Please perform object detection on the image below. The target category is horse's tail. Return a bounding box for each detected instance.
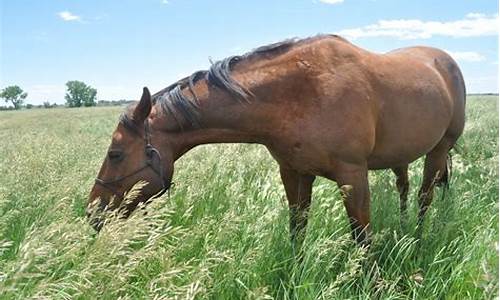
[438,153,452,188]
[438,149,455,200]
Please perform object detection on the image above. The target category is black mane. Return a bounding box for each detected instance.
[151,36,314,128]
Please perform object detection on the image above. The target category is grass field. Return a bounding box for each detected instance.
[0,95,497,299]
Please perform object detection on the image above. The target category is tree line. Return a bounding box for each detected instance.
[0,81,98,109]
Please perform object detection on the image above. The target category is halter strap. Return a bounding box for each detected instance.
[95,120,171,200]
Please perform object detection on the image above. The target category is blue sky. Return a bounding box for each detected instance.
[1,0,498,105]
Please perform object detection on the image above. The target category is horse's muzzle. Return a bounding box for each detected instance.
[86,199,108,232]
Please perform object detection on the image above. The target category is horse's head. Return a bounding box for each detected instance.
[87,87,174,230]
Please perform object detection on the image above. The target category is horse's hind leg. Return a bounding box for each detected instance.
[392,165,409,225]
[417,138,454,229]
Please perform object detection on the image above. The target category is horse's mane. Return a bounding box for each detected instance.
[149,35,331,128]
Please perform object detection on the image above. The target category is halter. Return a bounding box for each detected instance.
[95,120,171,201]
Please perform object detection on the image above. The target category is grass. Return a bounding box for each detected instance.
[0,95,497,299]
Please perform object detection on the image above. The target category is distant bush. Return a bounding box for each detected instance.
[65,80,97,107]
[97,99,135,107]
[0,85,27,109]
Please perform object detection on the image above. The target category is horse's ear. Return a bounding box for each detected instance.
[133,87,152,123]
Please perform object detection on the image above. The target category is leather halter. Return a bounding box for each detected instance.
[95,120,170,200]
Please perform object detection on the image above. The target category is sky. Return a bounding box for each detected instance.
[1,0,498,105]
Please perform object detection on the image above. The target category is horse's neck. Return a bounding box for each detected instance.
[163,79,269,158]
[158,59,297,159]
[179,127,260,151]
[169,120,263,160]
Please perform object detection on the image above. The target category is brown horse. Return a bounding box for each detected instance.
[87,35,465,245]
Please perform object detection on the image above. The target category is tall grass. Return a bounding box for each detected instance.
[0,96,497,299]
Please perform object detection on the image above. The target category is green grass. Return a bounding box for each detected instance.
[0,95,497,299]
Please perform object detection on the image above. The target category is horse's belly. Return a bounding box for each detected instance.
[367,134,444,169]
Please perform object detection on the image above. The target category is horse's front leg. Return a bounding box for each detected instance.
[333,161,371,246]
[279,165,316,253]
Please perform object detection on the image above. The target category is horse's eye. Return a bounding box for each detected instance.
[108,150,124,162]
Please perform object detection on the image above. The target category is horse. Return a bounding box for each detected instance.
[87,34,466,245]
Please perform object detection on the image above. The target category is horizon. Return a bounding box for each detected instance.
[1,0,499,105]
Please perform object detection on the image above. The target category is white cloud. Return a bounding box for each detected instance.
[444,50,486,62]
[338,13,499,40]
[161,0,169,4]
[318,0,344,4]
[57,11,81,22]
[466,12,486,19]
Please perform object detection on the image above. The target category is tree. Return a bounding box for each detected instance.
[0,85,28,109]
[65,81,97,107]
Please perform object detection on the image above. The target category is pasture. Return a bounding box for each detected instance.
[0,95,497,299]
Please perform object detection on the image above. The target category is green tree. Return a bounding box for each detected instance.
[65,81,97,107]
[0,85,28,109]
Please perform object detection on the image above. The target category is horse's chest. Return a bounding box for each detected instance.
[265,142,332,176]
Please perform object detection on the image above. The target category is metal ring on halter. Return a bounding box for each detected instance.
[95,120,171,200]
